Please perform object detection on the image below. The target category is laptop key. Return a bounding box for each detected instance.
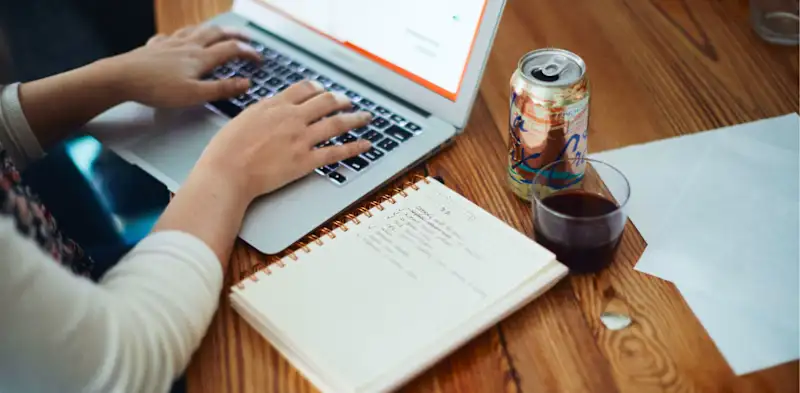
[209,100,242,117]
[316,75,332,86]
[406,122,422,132]
[265,77,283,88]
[361,130,383,142]
[375,106,392,116]
[377,138,400,151]
[275,54,292,64]
[329,83,346,92]
[241,63,258,73]
[249,40,265,51]
[342,156,369,171]
[237,98,256,108]
[371,117,390,129]
[335,132,357,144]
[254,87,272,97]
[301,68,317,78]
[261,48,278,58]
[315,139,334,148]
[328,171,347,184]
[390,114,405,123]
[345,103,362,113]
[363,148,384,161]
[253,70,270,80]
[345,90,360,99]
[214,65,232,75]
[286,73,304,83]
[316,166,332,175]
[261,59,278,69]
[273,66,291,76]
[287,61,303,70]
[359,98,375,108]
[352,126,370,135]
[385,125,414,142]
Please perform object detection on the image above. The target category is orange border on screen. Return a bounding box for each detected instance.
[253,1,488,102]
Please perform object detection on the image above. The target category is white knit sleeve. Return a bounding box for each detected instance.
[0,216,224,393]
[0,83,45,170]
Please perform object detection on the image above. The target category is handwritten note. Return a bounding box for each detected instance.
[359,202,488,299]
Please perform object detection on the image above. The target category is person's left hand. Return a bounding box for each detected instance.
[103,24,262,108]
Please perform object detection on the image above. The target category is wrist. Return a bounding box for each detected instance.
[186,160,254,209]
[85,56,134,104]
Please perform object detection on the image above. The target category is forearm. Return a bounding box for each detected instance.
[18,59,126,149]
[153,164,251,269]
[0,218,223,392]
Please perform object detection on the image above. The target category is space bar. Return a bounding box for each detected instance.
[208,100,242,118]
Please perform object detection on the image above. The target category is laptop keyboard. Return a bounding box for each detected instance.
[205,39,424,186]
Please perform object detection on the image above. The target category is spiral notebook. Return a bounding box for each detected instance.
[230,176,568,393]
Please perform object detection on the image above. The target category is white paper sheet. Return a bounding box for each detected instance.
[591,113,800,375]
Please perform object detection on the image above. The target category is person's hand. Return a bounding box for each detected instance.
[102,24,261,107]
[192,80,373,204]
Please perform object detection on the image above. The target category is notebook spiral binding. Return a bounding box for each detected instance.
[235,174,431,289]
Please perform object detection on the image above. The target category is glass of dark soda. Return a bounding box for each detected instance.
[532,158,630,274]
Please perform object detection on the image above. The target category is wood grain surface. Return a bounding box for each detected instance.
[154,0,800,392]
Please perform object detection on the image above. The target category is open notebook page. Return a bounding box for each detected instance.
[232,178,564,392]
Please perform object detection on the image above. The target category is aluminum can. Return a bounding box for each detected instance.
[507,48,590,201]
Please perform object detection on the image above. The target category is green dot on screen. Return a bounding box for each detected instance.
[453,15,460,21]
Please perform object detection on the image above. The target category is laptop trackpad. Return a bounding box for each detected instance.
[128,106,227,186]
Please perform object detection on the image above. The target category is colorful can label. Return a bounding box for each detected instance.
[507,48,590,201]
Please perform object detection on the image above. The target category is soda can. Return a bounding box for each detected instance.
[507,48,590,201]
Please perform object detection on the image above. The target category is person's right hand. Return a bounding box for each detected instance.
[193,80,373,204]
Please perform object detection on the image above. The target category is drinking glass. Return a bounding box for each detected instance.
[750,0,799,45]
[531,158,630,274]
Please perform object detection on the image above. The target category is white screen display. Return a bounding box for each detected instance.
[256,0,487,100]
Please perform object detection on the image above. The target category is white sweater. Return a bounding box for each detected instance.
[0,83,223,393]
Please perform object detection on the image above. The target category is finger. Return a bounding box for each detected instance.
[203,40,262,71]
[310,140,372,169]
[270,80,325,105]
[147,33,168,46]
[306,111,373,144]
[174,25,196,38]
[194,78,251,102]
[189,25,250,47]
[297,92,352,123]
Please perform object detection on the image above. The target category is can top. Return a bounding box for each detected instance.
[519,48,586,87]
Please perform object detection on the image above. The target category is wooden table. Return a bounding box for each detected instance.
[156,0,799,391]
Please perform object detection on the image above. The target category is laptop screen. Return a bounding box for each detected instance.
[254,0,488,101]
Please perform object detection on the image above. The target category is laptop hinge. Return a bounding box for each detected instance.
[246,22,430,119]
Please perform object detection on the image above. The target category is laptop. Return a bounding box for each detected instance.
[85,0,507,254]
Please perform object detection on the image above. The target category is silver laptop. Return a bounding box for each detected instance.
[85,0,507,254]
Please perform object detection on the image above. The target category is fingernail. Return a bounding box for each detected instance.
[309,80,325,92]
[361,111,373,120]
[237,78,251,89]
[333,92,351,105]
[237,41,258,53]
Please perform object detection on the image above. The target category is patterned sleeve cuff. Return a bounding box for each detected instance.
[0,83,45,170]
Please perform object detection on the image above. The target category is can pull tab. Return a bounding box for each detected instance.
[531,55,569,82]
[541,57,567,77]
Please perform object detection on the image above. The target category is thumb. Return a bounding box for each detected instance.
[196,77,251,101]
